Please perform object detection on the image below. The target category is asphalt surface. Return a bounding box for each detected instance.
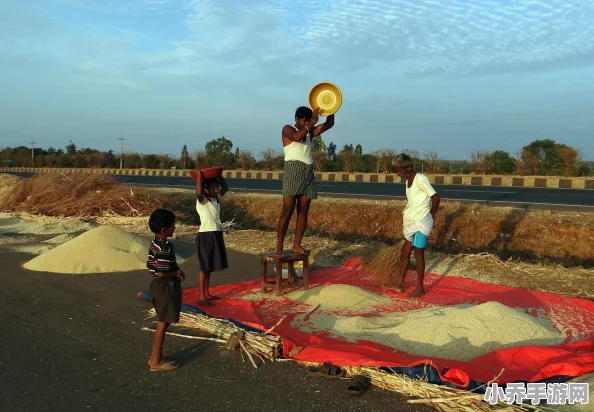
[0,238,429,412]
[7,171,594,211]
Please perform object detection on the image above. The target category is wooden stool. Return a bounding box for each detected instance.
[260,251,310,296]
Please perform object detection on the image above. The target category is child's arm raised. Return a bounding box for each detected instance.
[219,175,229,197]
[196,172,205,203]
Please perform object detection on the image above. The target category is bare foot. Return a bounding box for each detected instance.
[275,248,284,258]
[205,294,221,300]
[148,360,178,370]
[393,282,405,293]
[291,245,310,255]
[198,299,215,306]
[408,288,426,298]
[148,357,171,366]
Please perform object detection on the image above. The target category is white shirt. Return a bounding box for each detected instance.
[196,194,222,232]
[283,125,313,164]
[403,173,437,227]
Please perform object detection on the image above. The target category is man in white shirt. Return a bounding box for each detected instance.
[275,106,335,258]
[392,153,440,297]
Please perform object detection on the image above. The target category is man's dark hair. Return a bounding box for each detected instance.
[148,208,176,234]
[295,106,312,120]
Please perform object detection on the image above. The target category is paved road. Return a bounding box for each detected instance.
[1,239,428,412]
[7,172,594,210]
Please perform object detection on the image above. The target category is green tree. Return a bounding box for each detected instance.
[204,136,234,167]
[490,150,515,174]
[521,139,561,175]
[180,144,190,169]
[66,140,77,155]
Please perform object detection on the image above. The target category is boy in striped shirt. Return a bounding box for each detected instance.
[146,208,185,372]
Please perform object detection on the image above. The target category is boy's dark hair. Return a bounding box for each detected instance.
[148,208,176,234]
[295,106,312,120]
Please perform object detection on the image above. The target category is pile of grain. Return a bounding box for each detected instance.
[285,284,391,312]
[23,226,156,274]
[0,213,93,235]
[291,300,565,361]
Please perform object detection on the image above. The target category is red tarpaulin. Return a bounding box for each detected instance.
[141,258,594,387]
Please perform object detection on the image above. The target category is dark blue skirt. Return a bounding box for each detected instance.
[195,231,228,273]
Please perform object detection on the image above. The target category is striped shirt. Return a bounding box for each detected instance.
[147,237,180,278]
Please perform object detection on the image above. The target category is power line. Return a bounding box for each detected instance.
[118,136,125,169]
[30,140,36,166]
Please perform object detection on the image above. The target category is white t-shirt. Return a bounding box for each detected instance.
[196,194,222,232]
[403,173,437,227]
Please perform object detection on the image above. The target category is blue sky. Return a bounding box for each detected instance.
[1,0,593,160]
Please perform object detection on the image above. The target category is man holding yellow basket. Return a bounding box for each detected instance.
[275,82,341,258]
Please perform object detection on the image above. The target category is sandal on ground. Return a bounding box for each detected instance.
[307,362,345,379]
[346,375,371,395]
[149,361,179,372]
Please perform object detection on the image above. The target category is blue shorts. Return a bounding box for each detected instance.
[410,232,428,249]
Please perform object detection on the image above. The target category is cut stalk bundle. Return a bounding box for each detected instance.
[146,308,282,364]
[359,239,406,286]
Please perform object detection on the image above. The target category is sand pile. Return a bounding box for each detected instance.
[292,300,565,361]
[23,226,159,274]
[285,284,391,312]
[0,213,94,235]
[44,234,76,244]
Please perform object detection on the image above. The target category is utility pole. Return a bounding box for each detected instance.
[30,140,36,166]
[118,136,125,169]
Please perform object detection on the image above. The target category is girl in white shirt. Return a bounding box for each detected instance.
[195,173,229,306]
[392,153,440,298]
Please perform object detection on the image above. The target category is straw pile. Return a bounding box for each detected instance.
[146,307,282,367]
[359,239,406,286]
[2,173,162,217]
[0,173,22,205]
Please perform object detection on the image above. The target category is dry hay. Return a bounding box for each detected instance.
[215,191,594,264]
[0,174,22,205]
[1,173,163,217]
[359,239,406,286]
[23,226,157,274]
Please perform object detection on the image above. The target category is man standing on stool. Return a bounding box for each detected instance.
[275,106,335,258]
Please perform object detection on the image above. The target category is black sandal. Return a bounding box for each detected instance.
[346,375,371,395]
[307,362,346,379]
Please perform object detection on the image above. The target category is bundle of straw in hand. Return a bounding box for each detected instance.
[359,239,406,287]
